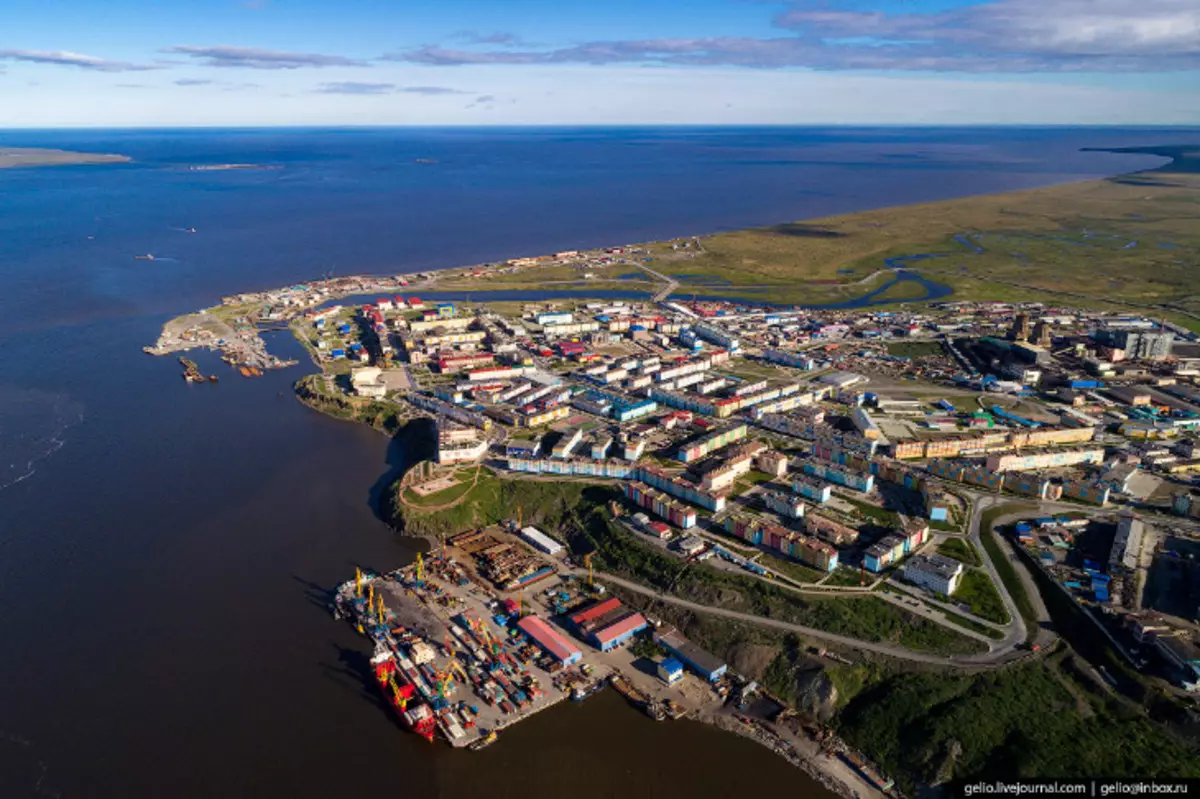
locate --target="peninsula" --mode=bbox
[0,146,131,169]
[147,163,1200,793]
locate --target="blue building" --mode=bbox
[614,399,658,423]
[657,658,684,685]
[654,627,727,682]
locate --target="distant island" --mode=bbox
[0,147,131,169]
[187,163,280,172]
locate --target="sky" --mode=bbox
[1,0,1198,126]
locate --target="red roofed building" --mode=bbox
[517,615,581,665]
[645,521,672,539]
[568,597,622,629]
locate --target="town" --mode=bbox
[151,244,1200,793]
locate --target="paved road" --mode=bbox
[586,568,1028,667]
[964,495,1029,654]
[640,264,679,302]
[966,496,1060,650]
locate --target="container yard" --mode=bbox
[331,529,733,750]
[333,555,581,748]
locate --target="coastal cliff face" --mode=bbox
[294,375,406,435]
[387,468,606,541]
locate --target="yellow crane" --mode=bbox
[367,582,375,610]
[355,567,363,598]
[446,659,468,685]
[389,674,408,709]
[415,552,424,583]
[480,626,500,657]
[583,553,595,590]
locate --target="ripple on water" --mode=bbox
[0,387,85,493]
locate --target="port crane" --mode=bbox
[415,552,425,585]
[355,567,363,598]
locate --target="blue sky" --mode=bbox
[1,0,1198,126]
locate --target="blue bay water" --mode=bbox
[0,127,1192,798]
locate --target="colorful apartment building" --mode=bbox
[676,424,749,463]
[1005,473,1063,500]
[985,447,1105,472]
[624,481,699,528]
[792,476,833,504]
[801,461,874,492]
[1062,480,1112,505]
[721,514,838,572]
[636,465,728,512]
[802,513,860,546]
[763,490,807,519]
[864,535,907,572]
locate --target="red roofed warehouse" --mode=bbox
[517,615,582,665]
[568,597,622,629]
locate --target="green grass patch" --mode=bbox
[391,469,596,538]
[733,470,778,494]
[822,567,872,587]
[839,495,900,527]
[885,340,945,359]
[978,504,1038,634]
[755,551,825,584]
[942,610,1004,639]
[937,537,982,567]
[952,569,1010,624]
[402,474,477,508]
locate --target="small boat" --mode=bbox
[186,227,197,234]
[134,253,155,261]
[468,730,498,751]
[571,681,603,701]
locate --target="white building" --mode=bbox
[901,553,964,596]
[437,439,488,464]
[520,526,565,556]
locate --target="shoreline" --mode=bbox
[701,711,882,799]
[0,147,131,169]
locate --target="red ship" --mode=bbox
[371,648,437,742]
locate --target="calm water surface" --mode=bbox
[0,127,1190,797]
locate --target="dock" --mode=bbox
[334,555,589,748]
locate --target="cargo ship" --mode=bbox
[371,648,437,742]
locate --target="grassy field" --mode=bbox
[954,569,1010,625]
[426,168,1200,325]
[755,551,825,584]
[885,340,945,359]
[942,610,1005,639]
[390,468,601,537]
[937,536,982,567]
[823,566,871,587]
[638,170,1200,315]
[839,495,901,528]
